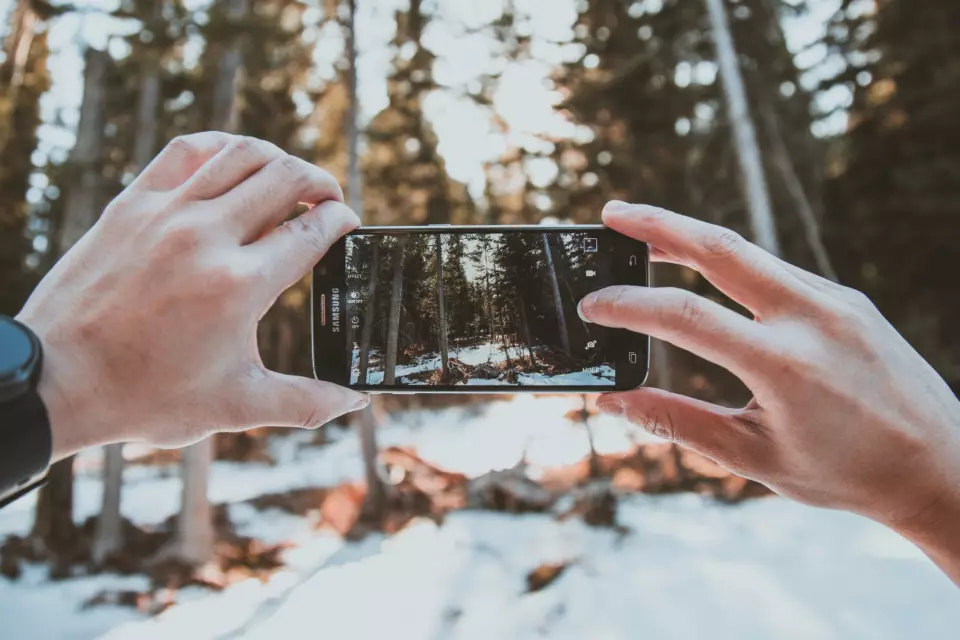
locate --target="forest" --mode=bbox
[349,231,614,387]
[1,0,958,636]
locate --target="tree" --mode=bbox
[356,240,379,384]
[31,47,111,576]
[0,0,49,317]
[171,0,251,567]
[435,235,450,378]
[93,0,177,567]
[541,233,571,356]
[826,0,960,391]
[703,0,780,255]
[382,238,407,385]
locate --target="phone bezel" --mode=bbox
[312,225,650,394]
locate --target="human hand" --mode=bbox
[579,202,960,552]
[17,132,368,458]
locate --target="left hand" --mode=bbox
[18,132,368,458]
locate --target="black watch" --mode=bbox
[0,315,52,509]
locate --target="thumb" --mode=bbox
[240,371,369,430]
[598,388,764,475]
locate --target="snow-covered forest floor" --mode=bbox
[352,341,615,386]
[2,396,958,639]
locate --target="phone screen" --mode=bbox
[340,228,621,389]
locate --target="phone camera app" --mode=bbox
[583,237,598,253]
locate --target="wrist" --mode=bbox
[15,313,108,461]
[881,443,960,584]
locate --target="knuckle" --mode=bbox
[660,288,703,329]
[287,213,331,254]
[159,220,203,255]
[276,155,307,183]
[232,135,260,157]
[702,228,745,261]
[166,134,197,156]
[628,410,677,442]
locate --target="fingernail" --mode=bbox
[603,200,633,214]
[352,394,370,411]
[578,292,599,323]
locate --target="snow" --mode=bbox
[2,395,958,638]
[351,341,614,386]
[105,498,960,640]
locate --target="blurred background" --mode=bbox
[1,0,958,637]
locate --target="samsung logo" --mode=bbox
[331,288,340,332]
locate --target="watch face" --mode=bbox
[0,317,35,384]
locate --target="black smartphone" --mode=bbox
[312,225,649,393]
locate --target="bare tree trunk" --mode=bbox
[91,445,124,565]
[517,294,536,368]
[345,0,362,216]
[173,440,215,565]
[435,236,450,379]
[33,48,111,569]
[57,49,110,253]
[0,0,37,156]
[542,233,572,355]
[383,238,406,385]
[345,0,388,519]
[93,3,167,565]
[703,0,781,256]
[651,339,672,391]
[172,0,248,566]
[581,395,601,478]
[759,102,838,280]
[357,242,378,383]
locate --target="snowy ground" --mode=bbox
[352,341,614,386]
[2,396,958,639]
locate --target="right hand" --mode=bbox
[17,132,368,458]
[579,202,960,543]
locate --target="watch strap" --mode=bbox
[0,386,53,496]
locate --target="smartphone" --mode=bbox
[312,225,649,393]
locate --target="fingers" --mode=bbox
[602,202,807,318]
[219,154,344,244]
[597,388,768,475]
[179,136,285,200]
[248,200,360,296]
[237,371,369,430]
[133,132,234,192]
[579,285,773,381]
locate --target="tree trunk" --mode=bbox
[0,0,37,156]
[91,444,124,565]
[435,236,450,379]
[703,0,781,256]
[57,48,110,254]
[346,0,388,519]
[33,48,111,564]
[542,233,572,356]
[172,439,215,565]
[651,339,672,391]
[30,457,75,577]
[383,238,407,385]
[172,0,248,566]
[93,3,166,564]
[517,294,536,368]
[345,0,362,216]
[357,242,379,383]
[759,102,838,280]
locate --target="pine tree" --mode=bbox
[0,0,50,316]
[362,0,473,226]
[826,0,960,390]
